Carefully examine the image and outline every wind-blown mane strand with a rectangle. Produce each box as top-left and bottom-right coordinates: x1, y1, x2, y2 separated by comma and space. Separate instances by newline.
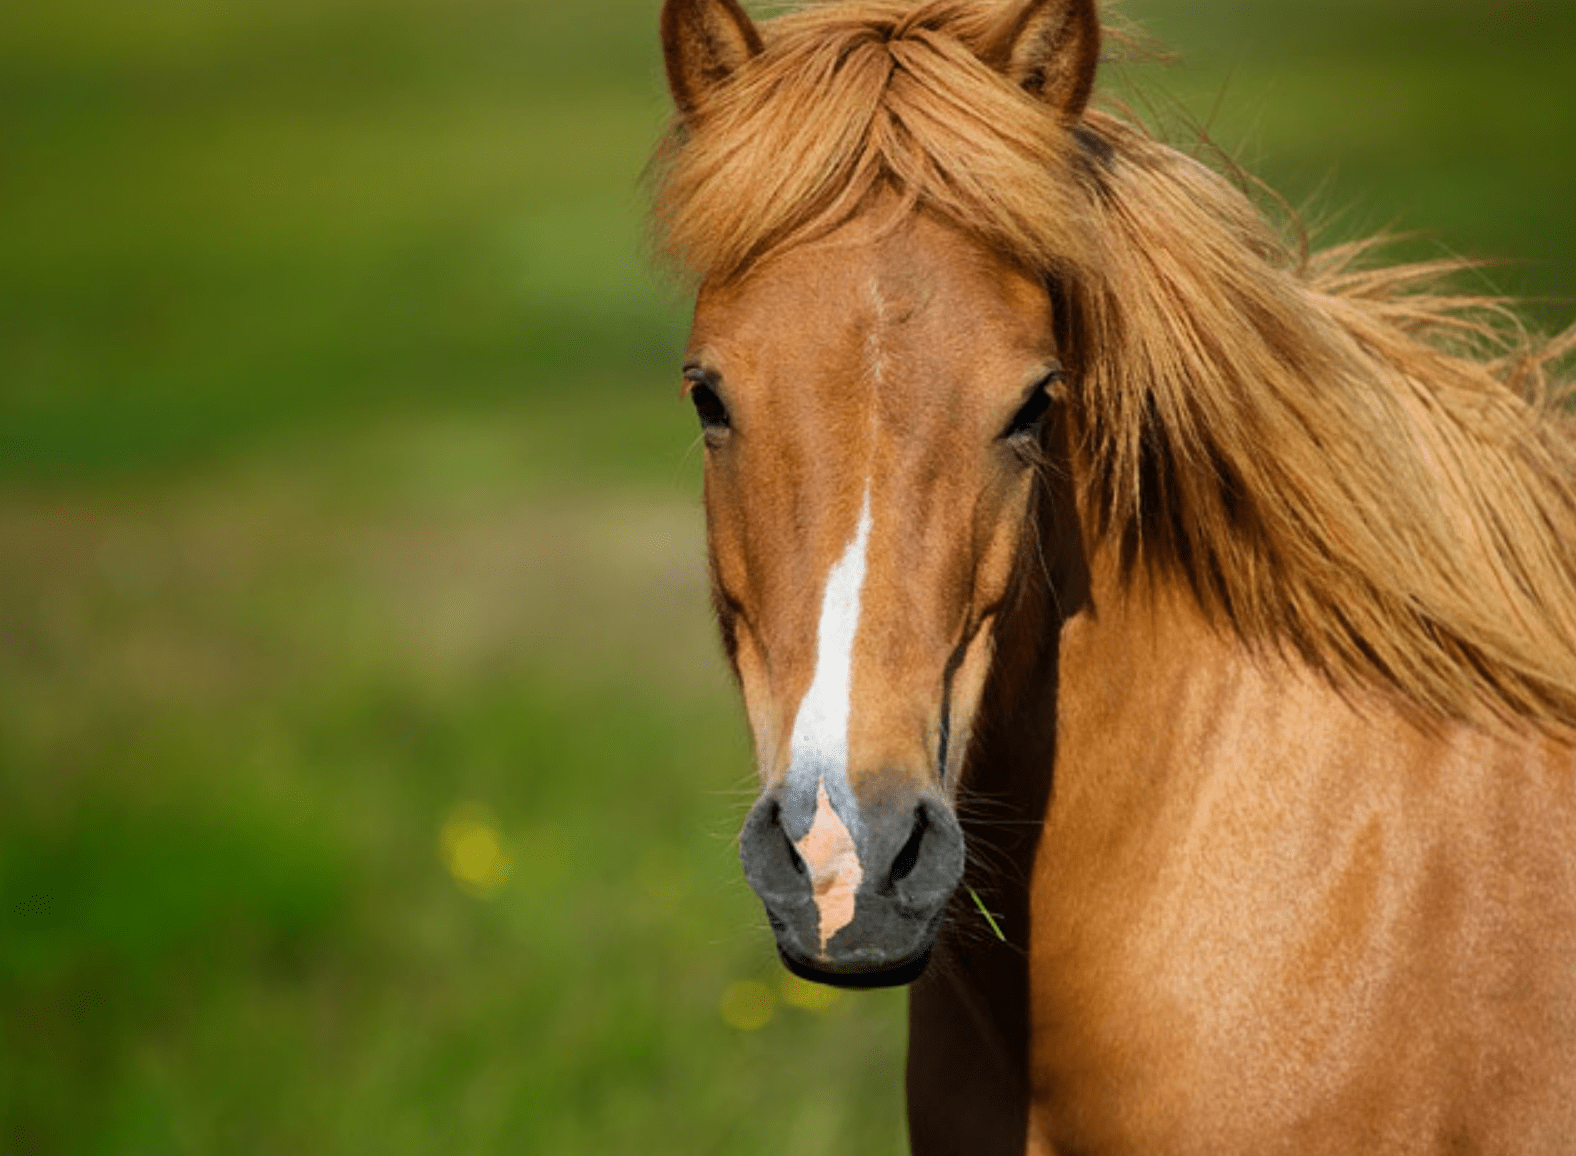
1072, 112, 1576, 731
649, 0, 1576, 732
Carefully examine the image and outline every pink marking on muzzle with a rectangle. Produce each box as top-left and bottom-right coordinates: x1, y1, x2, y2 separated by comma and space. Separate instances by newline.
795, 779, 864, 955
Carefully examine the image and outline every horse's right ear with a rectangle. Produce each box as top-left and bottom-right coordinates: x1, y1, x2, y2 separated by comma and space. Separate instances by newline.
661, 0, 763, 117
980, 0, 1100, 117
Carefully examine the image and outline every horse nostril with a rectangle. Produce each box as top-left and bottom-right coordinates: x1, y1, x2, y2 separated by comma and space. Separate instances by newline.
784, 828, 807, 875
772, 802, 807, 875
889, 805, 929, 884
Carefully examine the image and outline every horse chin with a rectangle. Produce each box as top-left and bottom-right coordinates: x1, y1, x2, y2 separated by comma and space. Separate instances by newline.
776, 943, 934, 990
770, 900, 950, 989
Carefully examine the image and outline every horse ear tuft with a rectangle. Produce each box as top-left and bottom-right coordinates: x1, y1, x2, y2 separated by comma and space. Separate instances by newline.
981, 0, 1100, 117
661, 0, 764, 117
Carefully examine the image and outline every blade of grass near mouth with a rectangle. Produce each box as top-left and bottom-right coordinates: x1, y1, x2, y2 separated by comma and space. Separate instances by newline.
967, 885, 1006, 942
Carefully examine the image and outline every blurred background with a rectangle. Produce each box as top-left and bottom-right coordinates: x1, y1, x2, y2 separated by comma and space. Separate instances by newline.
1, 0, 1571, 1151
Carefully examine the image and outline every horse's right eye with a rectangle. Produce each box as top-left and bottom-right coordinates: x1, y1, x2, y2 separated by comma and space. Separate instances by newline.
1002, 386, 1053, 441
688, 381, 731, 433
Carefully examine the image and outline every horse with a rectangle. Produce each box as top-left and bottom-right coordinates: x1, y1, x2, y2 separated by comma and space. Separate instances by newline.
649, 0, 1576, 1150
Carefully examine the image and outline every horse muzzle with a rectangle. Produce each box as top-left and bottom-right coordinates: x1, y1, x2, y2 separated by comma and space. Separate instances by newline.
739, 776, 965, 988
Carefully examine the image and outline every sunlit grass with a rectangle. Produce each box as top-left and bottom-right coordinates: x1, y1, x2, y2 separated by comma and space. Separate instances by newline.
721, 980, 777, 1031
440, 803, 514, 896
782, 973, 843, 1013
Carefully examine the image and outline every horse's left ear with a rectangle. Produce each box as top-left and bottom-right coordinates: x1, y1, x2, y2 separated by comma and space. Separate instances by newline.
980, 0, 1100, 117
661, 0, 764, 118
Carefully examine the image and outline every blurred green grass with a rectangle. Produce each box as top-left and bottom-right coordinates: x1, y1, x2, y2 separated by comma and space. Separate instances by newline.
0, 0, 1571, 1152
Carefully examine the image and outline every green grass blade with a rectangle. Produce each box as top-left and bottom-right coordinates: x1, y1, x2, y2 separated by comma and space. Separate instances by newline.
967, 885, 1007, 942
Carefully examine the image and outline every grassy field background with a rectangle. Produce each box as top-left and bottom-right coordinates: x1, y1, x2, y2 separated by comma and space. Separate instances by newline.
2, 0, 1571, 1152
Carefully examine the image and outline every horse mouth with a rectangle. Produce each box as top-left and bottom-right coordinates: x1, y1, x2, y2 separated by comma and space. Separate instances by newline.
767, 898, 949, 989
776, 943, 934, 989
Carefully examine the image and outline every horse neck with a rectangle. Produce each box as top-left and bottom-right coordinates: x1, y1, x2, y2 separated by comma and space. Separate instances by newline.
961, 469, 1345, 889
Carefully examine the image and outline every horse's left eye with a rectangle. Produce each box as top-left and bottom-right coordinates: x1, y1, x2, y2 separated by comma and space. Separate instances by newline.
688, 380, 731, 433
1002, 383, 1053, 441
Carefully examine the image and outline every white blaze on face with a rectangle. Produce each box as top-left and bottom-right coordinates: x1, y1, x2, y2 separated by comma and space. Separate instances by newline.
789, 490, 872, 777
787, 488, 872, 954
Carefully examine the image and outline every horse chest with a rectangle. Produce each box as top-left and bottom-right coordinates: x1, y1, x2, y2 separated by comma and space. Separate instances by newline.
1013, 610, 1576, 1155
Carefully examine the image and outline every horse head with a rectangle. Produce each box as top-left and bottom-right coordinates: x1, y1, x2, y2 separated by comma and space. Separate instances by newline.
659, 0, 1100, 985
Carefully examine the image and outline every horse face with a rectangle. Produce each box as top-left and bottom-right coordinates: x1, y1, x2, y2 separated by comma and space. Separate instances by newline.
684, 211, 1061, 984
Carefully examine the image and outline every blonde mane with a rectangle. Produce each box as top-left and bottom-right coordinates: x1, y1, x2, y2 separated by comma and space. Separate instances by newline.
650, 0, 1576, 733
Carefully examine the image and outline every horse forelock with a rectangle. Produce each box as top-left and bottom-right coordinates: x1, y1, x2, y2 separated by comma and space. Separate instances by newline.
651, 0, 1576, 735
650, 0, 1097, 287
